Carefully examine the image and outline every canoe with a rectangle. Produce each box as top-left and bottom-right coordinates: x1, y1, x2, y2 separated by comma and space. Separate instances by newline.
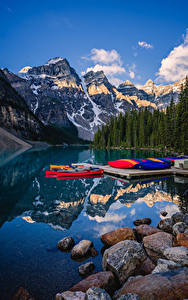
45, 169, 103, 177
134, 161, 171, 170
108, 159, 147, 169
108, 158, 171, 170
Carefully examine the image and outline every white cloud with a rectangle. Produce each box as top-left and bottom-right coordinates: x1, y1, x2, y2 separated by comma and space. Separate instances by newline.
86, 64, 126, 76
83, 48, 122, 65
157, 29, 188, 82
108, 77, 123, 87
128, 64, 136, 79
129, 71, 135, 79
138, 41, 153, 49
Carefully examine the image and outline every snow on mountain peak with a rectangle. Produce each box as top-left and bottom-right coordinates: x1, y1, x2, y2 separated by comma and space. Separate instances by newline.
46, 57, 64, 65
19, 66, 32, 73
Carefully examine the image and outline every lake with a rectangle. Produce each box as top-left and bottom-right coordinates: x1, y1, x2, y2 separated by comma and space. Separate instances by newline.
0, 146, 187, 300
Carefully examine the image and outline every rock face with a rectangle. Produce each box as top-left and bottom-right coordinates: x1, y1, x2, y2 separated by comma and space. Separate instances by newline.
114, 267, 188, 300
86, 287, 111, 300
78, 262, 95, 276
134, 225, 161, 239
71, 240, 93, 259
4, 58, 185, 141
100, 227, 136, 247
143, 232, 173, 262
69, 271, 116, 295
102, 240, 146, 284
57, 236, 75, 251
163, 246, 188, 266
174, 233, 188, 248
133, 218, 151, 226
0, 69, 44, 141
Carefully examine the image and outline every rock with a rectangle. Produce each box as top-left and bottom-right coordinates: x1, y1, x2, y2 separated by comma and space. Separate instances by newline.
90, 247, 98, 257
102, 240, 146, 284
71, 240, 93, 259
79, 262, 95, 276
160, 210, 168, 217
116, 294, 140, 300
55, 291, 86, 300
143, 232, 173, 262
171, 212, 184, 224
11, 287, 34, 300
113, 268, 188, 300
133, 218, 151, 226
173, 222, 188, 235
163, 246, 188, 266
100, 227, 136, 247
183, 213, 188, 225
174, 233, 188, 248
152, 259, 181, 273
69, 271, 117, 295
136, 257, 156, 275
134, 225, 161, 239
157, 218, 174, 233
86, 287, 111, 300
57, 236, 75, 251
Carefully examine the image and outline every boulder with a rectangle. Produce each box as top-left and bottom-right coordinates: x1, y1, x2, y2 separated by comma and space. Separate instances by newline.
183, 213, 188, 225
86, 287, 111, 300
55, 291, 86, 300
152, 259, 181, 273
157, 218, 174, 233
133, 218, 151, 226
136, 257, 156, 275
143, 232, 173, 262
11, 287, 34, 300
116, 294, 140, 300
79, 262, 95, 276
102, 240, 146, 284
71, 240, 93, 259
163, 246, 188, 266
160, 210, 168, 217
172, 222, 188, 235
174, 233, 188, 248
57, 237, 75, 251
113, 268, 188, 300
171, 212, 184, 224
69, 271, 117, 295
134, 225, 161, 239
100, 227, 136, 247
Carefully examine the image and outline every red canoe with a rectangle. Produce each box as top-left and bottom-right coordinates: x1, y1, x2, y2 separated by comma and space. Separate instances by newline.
45, 169, 103, 177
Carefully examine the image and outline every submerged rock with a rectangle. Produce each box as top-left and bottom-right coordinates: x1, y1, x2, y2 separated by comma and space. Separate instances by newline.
102, 240, 146, 284
160, 210, 168, 217
100, 227, 136, 247
134, 225, 161, 239
157, 218, 174, 233
113, 268, 188, 300
78, 262, 95, 276
86, 287, 111, 300
163, 246, 188, 266
71, 240, 93, 259
69, 271, 116, 295
174, 233, 188, 248
57, 236, 75, 251
11, 287, 34, 300
143, 232, 173, 262
55, 291, 86, 300
133, 218, 151, 226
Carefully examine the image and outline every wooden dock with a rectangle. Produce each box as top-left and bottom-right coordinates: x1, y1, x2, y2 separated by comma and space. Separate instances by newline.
74, 163, 188, 179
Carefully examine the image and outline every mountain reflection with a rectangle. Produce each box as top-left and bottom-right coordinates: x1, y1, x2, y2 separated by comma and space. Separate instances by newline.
0, 147, 187, 229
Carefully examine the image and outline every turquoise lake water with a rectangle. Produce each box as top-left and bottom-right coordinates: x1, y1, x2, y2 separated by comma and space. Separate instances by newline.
0, 146, 188, 300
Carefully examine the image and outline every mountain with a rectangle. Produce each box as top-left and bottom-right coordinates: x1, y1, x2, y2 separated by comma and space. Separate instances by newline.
3, 57, 185, 141
0, 69, 45, 141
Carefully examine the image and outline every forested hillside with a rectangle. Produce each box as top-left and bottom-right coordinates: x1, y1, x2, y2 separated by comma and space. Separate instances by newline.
93, 77, 188, 154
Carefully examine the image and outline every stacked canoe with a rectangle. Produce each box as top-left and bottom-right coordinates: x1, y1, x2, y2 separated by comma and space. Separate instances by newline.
45, 164, 103, 178
108, 157, 182, 170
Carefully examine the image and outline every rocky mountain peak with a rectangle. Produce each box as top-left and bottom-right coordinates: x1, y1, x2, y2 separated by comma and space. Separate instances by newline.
19, 66, 32, 73
145, 79, 154, 86
83, 70, 107, 86
45, 57, 64, 65
121, 80, 134, 87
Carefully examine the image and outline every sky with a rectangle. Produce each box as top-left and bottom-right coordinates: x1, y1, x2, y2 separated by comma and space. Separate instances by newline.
0, 0, 188, 86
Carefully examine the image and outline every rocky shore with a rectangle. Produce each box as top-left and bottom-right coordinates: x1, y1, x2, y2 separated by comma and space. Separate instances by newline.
13, 211, 188, 299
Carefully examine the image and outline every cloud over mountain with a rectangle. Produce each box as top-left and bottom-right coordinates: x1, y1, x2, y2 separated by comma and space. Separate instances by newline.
157, 29, 188, 82
138, 41, 153, 49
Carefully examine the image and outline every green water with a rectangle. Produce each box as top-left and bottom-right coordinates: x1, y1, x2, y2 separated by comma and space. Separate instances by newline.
0, 146, 187, 300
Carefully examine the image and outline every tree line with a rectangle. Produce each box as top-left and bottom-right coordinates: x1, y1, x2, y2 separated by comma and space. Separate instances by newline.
93, 77, 188, 154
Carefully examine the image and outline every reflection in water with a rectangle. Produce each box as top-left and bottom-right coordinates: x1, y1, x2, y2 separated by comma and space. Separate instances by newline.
0, 147, 188, 300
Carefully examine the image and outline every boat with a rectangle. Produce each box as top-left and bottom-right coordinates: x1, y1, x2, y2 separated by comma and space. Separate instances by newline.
108, 158, 147, 169
108, 157, 171, 170
45, 165, 103, 178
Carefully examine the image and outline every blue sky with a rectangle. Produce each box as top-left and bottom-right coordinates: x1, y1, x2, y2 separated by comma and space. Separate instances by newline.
0, 0, 188, 86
